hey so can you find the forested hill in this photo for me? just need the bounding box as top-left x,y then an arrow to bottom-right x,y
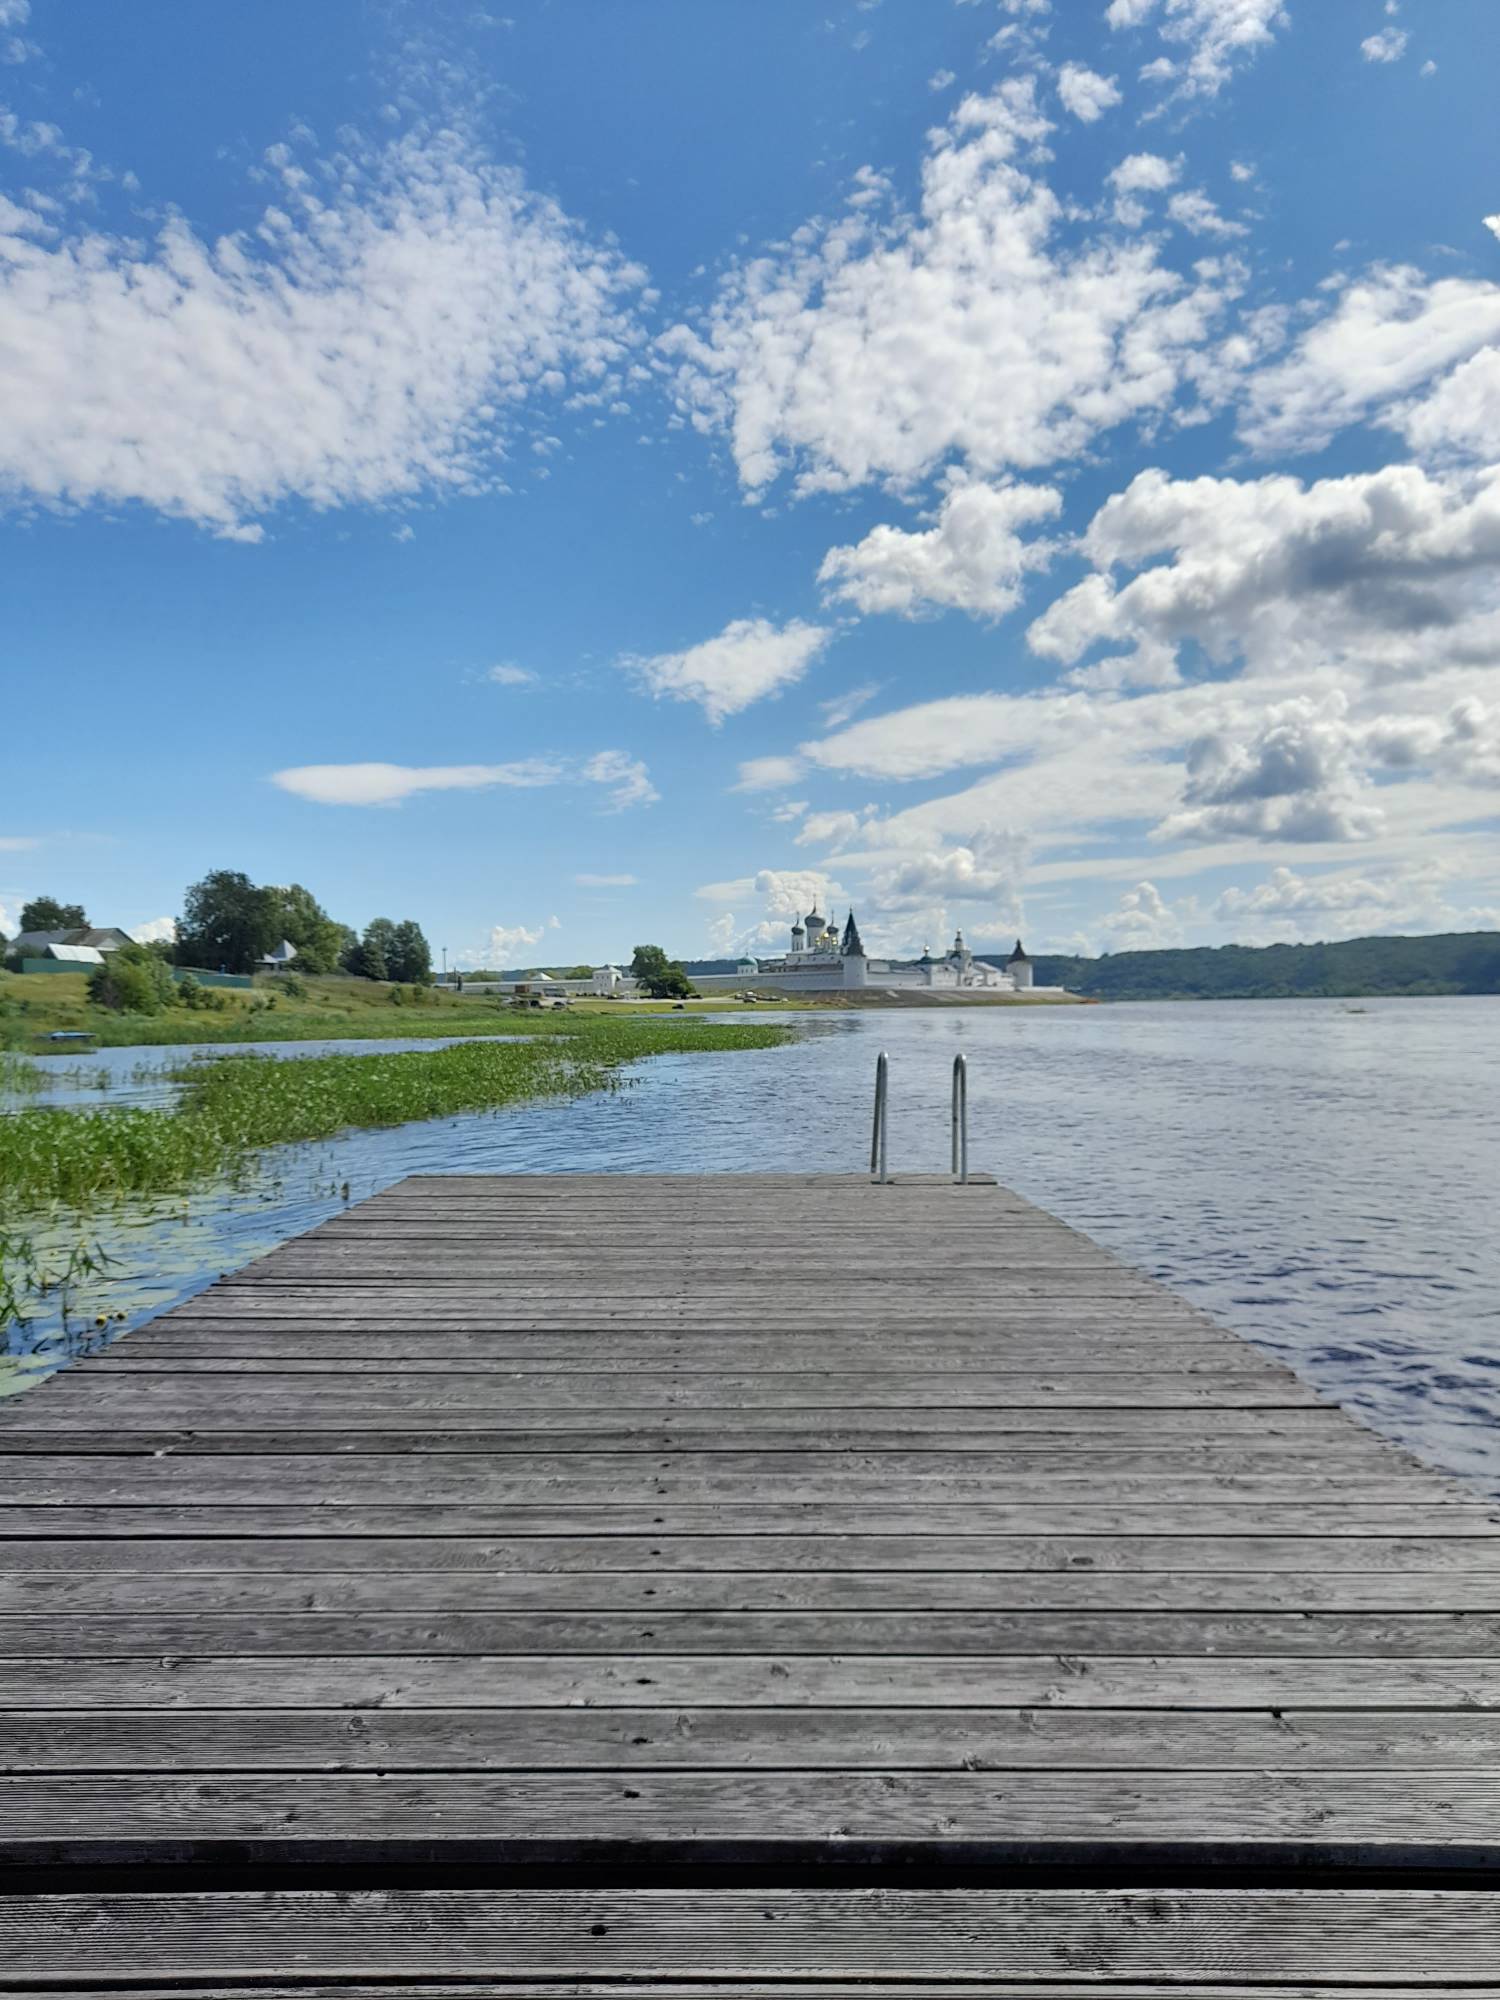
1020,931 -> 1500,1002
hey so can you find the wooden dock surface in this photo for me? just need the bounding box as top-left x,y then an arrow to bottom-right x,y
1,1171 -> 1497,1995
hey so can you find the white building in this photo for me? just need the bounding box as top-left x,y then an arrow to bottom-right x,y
696,911 -> 1059,997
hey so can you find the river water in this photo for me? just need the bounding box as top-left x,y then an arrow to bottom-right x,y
4,998 -> 1498,1495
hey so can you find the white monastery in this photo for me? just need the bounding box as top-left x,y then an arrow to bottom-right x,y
694,907 -> 1057,997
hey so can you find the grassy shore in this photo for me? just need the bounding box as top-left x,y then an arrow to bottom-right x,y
0,1014 -> 789,1209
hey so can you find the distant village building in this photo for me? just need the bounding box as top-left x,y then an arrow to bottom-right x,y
259,941 -> 301,971
696,910 -> 1063,996
8,926 -> 135,961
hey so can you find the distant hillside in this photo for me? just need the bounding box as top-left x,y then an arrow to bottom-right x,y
1015,931 -> 1500,1002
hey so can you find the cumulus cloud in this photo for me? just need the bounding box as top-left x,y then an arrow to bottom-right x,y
693,867 -> 848,955
1101,880 -> 1182,948
1242,265 -> 1500,457
1107,151 -> 1180,226
818,479 -> 1060,619
664,79 -> 1233,499
481,916 -> 561,966
623,617 -> 831,724
271,750 -> 656,810
486,664 -> 538,687
1215,862 -> 1500,942
0,126 -> 644,534
1157,694 -> 1383,844
861,825 -> 1028,916
1029,462 -> 1500,691
1167,190 -> 1246,238
129,916 -> 178,944
1361,27 -> 1408,62
1107,0 -> 1290,101
1056,63 -> 1122,122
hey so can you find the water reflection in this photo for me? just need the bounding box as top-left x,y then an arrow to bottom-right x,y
2,999 -> 1498,1495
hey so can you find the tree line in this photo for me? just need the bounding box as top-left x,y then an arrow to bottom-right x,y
6,874 -> 433,983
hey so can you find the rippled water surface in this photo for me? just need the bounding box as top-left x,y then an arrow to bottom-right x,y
5,998 -> 1499,1493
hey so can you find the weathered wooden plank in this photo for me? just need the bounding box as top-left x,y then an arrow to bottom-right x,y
1,1654 -> 1496,1709
0,1532 -> 1493,1572
0,1429 -> 1398,1461
0,1502 -> 1485,1537
3,1769 -> 1500,1852
6,1888 -> 1500,1981
5,1567 -> 1492,1613
6,1706 -> 1500,1773
0,1456 -> 1456,1504
0,1607 -> 1489,1657
13,1393 -> 1329,1429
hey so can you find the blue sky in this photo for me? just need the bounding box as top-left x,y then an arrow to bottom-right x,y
3,0 -> 1499,967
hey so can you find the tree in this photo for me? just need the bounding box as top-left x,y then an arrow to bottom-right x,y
629,943 -> 695,999
19,897 -> 86,934
265,883 -> 348,975
559,964 -> 596,981
176,870 -> 279,974
389,919 -> 433,985
87,943 -> 175,1015
353,917 -> 399,982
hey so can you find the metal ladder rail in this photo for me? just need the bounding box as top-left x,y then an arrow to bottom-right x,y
869,1050 -> 890,1184
951,1052 -> 969,1185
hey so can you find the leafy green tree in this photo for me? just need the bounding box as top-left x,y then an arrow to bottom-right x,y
266,884 -> 348,975
559,963 -> 596,981
629,943 -> 695,999
87,944 -> 175,1015
354,916 -> 399,982
389,919 -> 433,985
19,897 -> 86,933
177,870 -> 279,974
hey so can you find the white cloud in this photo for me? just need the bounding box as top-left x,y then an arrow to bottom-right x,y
1215,862 -> 1500,942
1056,63 -> 1122,122
928,68 -> 956,91
481,920 -> 559,966
693,867 -> 849,956
574,872 -> 638,888
1242,264 -> 1500,457
579,750 -> 659,811
734,754 -> 807,792
1361,27 -> 1408,62
1101,880 -> 1182,948
1107,151 -> 1180,226
1420,58 -> 1437,77
818,479 -> 1060,619
0,835 -> 38,851
486,663 -> 538,687
0,126 -> 643,534
665,79 -> 1233,499
1107,0 -> 1290,101
271,750 -> 656,810
623,617 -> 831,724
270,760 -> 563,807
129,916 -> 178,944
1167,190 -> 1246,238
1157,693 -> 1383,845
1028,462 -> 1500,695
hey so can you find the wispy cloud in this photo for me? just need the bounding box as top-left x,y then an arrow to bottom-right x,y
622,617 -> 832,724
575,872 -> 638,887
272,751 -> 656,810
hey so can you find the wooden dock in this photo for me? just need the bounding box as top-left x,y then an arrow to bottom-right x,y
1,1171 -> 1498,1993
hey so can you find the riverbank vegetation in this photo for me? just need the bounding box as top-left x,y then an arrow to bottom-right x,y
0,1015 -> 789,1211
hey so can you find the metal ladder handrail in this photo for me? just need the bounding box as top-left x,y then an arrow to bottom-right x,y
951,1053 -> 969,1185
870,1050 -> 890,1184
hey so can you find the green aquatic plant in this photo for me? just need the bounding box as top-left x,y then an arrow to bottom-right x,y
0,1226 -> 116,1335
0,1016 -> 789,1208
